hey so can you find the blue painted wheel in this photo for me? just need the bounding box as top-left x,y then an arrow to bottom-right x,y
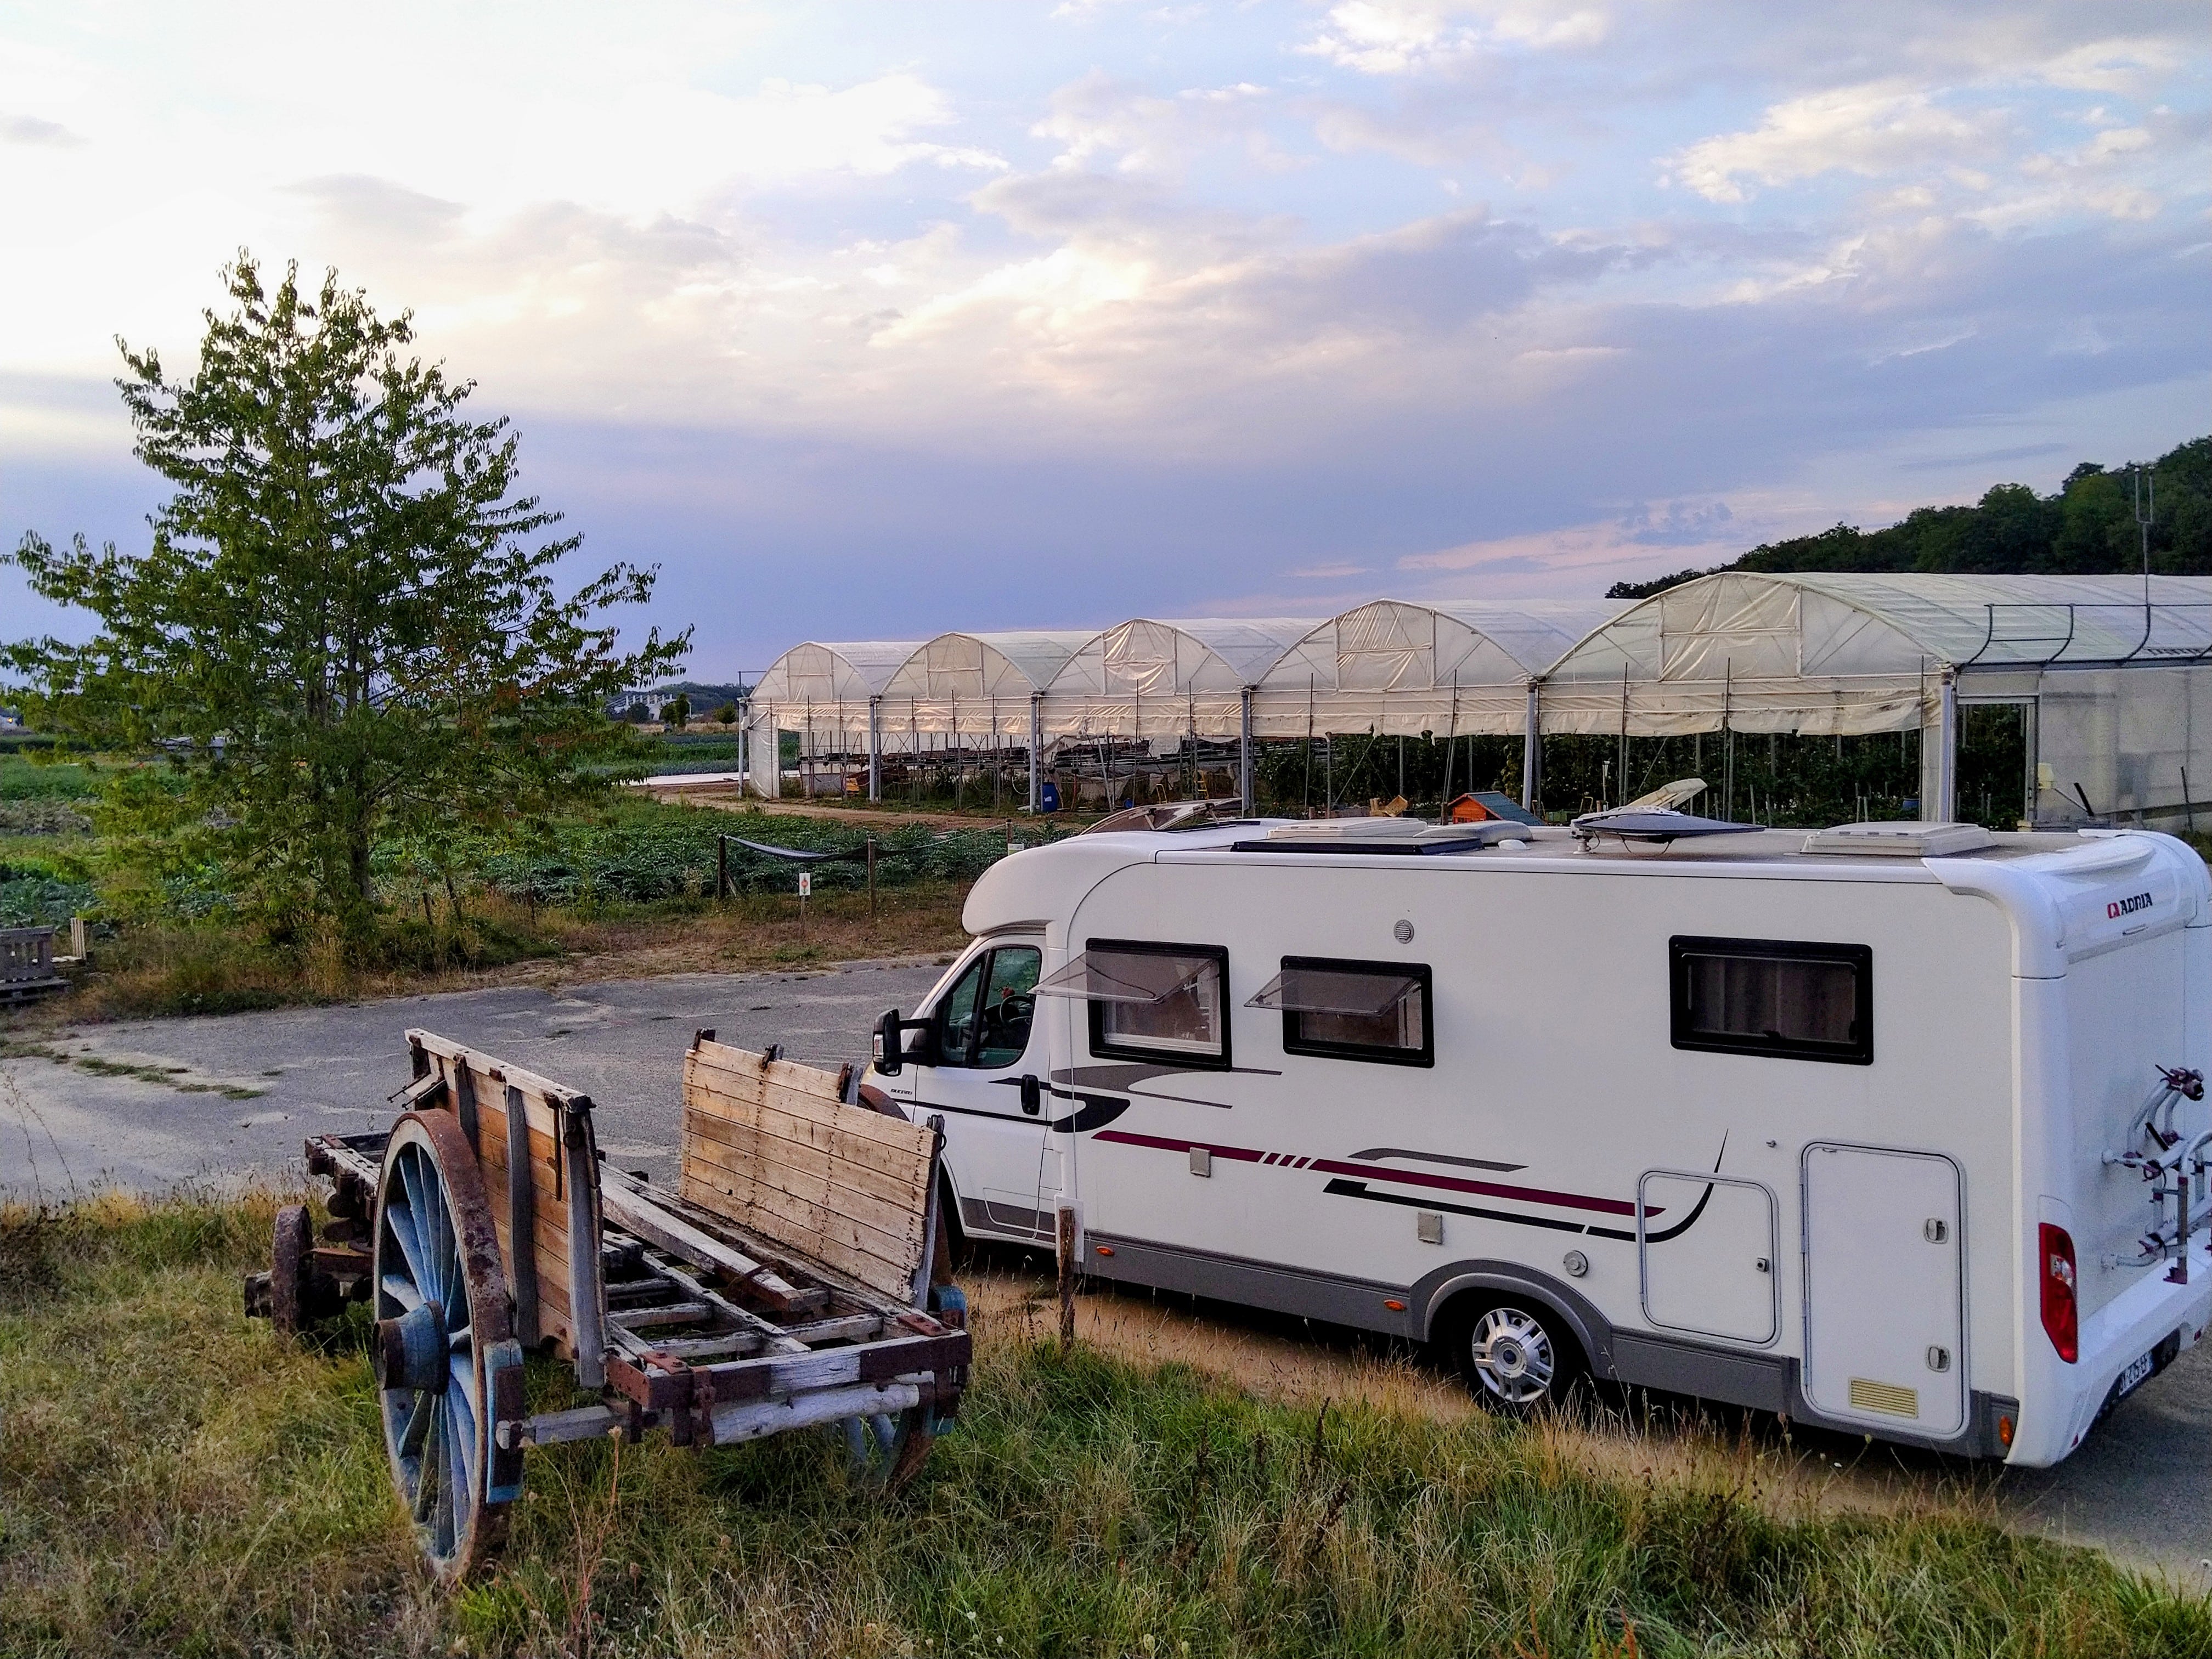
372,1110 -> 521,1579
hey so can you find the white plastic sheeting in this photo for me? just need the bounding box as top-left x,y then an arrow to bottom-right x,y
876,631 -> 1096,737
1253,599 -> 1627,737
1040,617 -> 1318,738
1543,573 -> 2212,737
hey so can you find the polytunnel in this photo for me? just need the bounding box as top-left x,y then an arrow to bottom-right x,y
742,640 -> 921,797
867,630 -> 1098,800
1538,572 -> 2212,823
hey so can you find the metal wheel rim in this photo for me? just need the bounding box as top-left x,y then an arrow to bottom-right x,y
1469,1306 -> 1556,1406
373,1110 -> 512,1578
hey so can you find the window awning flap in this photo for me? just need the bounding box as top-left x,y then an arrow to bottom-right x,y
1032,949 -> 1210,1005
1246,966 -> 1421,1017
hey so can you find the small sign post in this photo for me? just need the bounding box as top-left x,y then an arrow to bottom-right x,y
797,869 -> 811,943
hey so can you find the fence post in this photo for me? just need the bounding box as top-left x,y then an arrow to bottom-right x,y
716,835 -> 729,902
866,836 -> 877,924
1056,1205 -> 1079,1349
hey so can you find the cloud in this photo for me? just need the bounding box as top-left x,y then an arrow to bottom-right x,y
1300,2 -> 1610,76
2,114 -> 82,146
1667,81 -> 2008,204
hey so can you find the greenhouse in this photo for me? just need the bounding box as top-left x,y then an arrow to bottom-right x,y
740,573 -> 2212,827
1541,572 -> 2212,823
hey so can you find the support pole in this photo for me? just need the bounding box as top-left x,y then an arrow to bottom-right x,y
1521,680 -> 1542,811
1239,687 -> 1254,812
868,697 -> 882,802
1029,693 -> 1042,812
1056,1205 -> 1078,1349
1929,667 -> 1959,824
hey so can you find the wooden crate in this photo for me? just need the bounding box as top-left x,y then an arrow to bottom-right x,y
1,926 -> 65,1001
681,1036 -> 937,1302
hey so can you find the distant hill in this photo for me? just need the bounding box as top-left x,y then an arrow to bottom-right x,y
1609,435 -> 2211,599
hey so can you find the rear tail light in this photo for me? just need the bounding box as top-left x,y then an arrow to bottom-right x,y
2039,1223 -> 2078,1364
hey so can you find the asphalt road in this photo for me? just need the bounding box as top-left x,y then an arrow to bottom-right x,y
1,962 -> 950,1200
2,962 -> 2204,1587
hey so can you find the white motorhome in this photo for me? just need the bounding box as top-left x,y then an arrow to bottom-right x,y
860,816 -> 2211,1466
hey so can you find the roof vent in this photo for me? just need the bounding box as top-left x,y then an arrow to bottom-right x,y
1264,818 -> 1431,843
1802,821 -> 1996,857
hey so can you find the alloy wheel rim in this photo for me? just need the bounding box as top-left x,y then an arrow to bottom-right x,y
1470,1306 -> 1555,1404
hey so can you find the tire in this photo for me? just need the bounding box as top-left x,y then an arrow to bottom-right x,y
1440,1295 -> 1584,1414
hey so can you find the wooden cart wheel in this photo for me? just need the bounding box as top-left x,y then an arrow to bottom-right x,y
843,1406 -> 934,1489
373,1110 -> 523,1581
269,1204 -> 313,1336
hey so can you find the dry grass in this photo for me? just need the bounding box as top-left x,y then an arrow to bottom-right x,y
20,883 -> 970,1025
5,1193 -> 2209,1659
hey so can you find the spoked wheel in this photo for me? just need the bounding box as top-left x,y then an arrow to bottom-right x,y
373,1110 -> 524,1580
1446,1299 -> 1583,1415
843,1406 -> 934,1489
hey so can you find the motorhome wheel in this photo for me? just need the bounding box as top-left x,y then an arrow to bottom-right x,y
1444,1300 -> 1582,1412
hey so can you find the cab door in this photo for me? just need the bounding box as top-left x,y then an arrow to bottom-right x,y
910,939 -> 1051,1242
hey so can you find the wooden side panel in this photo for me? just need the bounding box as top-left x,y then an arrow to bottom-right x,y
435,1053 -> 584,1356
681,1038 -> 934,1301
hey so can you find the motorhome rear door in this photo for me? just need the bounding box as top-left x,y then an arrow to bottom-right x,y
1802,1144 -> 1966,1436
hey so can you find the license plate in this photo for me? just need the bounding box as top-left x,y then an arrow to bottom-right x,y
2114,1348 -> 2158,1401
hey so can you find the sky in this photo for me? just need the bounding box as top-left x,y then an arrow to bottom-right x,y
2,0 -> 2207,678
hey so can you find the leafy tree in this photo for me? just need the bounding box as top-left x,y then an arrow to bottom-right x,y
2,256 -> 688,949
660,694 -> 690,729
714,702 -> 737,725
1609,435 -> 2210,597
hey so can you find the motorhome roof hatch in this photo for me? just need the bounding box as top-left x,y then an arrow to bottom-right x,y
1801,821 -> 1998,856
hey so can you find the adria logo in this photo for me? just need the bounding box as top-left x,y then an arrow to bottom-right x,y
2108,892 -> 2153,919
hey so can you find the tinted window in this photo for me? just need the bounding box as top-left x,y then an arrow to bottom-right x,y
1671,936 -> 1872,1065
1085,941 -> 1230,1067
935,955 -> 987,1065
975,946 -> 1041,1069
1260,957 -> 1434,1068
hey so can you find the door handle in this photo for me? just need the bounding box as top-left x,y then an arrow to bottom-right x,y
1019,1075 -> 1042,1115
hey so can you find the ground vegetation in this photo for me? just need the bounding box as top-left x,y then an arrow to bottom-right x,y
1,1192 -> 2205,1658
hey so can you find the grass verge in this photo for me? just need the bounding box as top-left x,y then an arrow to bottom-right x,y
20,882 -> 970,1024
3,1194 -> 2207,1658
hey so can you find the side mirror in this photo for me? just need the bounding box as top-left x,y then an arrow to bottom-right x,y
874,1007 -> 935,1075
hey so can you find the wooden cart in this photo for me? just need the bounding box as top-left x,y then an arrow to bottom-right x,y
247,1028 -> 970,1578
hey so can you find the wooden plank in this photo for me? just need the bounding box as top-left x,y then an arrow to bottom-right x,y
681,1157 -> 919,1299
690,1119 -> 933,1221
600,1170 -> 808,1308
684,1082 -> 934,1189
688,1053 -> 918,1150
408,1028 -> 590,1111
680,1140 -> 921,1251
680,1148 -> 922,1262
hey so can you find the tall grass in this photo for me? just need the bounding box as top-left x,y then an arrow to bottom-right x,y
2,1194 -> 2205,1658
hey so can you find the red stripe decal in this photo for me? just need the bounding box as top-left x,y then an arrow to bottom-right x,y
1091,1130 -> 1639,1216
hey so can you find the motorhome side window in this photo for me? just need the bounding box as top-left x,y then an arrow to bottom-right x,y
1670,936 -> 1872,1065
1251,957 -> 1434,1068
1039,940 -> 1230,1068
934,945 -> 1041,1068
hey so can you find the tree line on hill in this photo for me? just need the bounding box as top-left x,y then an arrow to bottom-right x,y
1610,435 -> 2211,599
